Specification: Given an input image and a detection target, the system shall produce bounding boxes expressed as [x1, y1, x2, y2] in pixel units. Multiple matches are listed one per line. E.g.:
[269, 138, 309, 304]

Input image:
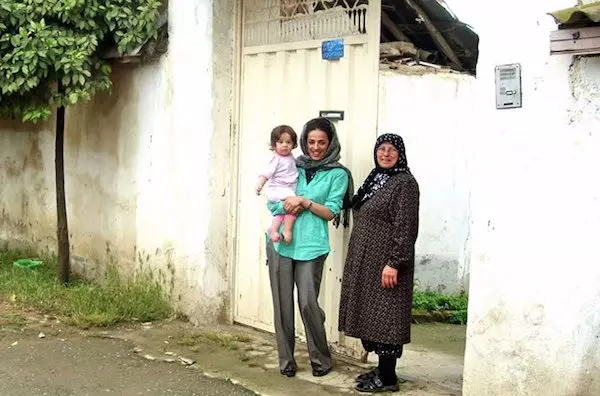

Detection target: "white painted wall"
[447, 0, 600, 394]
[0, 0, 236, 322]
[378, 68, 475, 294]
[0, 120, 56, 249]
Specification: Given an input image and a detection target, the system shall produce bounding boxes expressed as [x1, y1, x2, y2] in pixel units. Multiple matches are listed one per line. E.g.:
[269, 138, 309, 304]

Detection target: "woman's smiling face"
[376, 142, 399, 169]
[307, 129, 329, 161]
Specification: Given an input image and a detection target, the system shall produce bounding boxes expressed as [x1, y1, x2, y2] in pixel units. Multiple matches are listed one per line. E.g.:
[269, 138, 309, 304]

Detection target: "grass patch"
[203, 331, 252, 345]
[0, 249, 172, 328]
[0, 314, 26, 325]
[412, 291, 468, 325]
[178, 331, 252, 350]
[178, 335, 198, 347]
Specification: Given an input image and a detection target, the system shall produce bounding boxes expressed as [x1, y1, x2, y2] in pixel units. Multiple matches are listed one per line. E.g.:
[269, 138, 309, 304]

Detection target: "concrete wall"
[450, 0, 600, 394]
[0, 119, 56, 250]
[0, 0, 236, 323]
[378, 68, 475, 294]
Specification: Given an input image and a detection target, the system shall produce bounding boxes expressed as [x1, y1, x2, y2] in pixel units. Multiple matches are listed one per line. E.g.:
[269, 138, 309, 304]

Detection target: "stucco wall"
[0, 119, 56, 250]
[0, 0, 236, 323]
[65, 61, 170, 284]
[378, 68, 475, 294]
[452, 0, 600, 394]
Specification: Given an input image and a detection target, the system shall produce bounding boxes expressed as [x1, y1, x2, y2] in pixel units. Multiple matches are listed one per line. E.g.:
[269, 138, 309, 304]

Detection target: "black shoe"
[280, 367, 296, 377]
[355, 373, 399, 393]
[355, 367, 378, 382]
[312, 366, 332, 377]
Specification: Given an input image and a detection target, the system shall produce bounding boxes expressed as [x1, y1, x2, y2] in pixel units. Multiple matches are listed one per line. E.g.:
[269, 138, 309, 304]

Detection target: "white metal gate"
[234, 0, 381, 358]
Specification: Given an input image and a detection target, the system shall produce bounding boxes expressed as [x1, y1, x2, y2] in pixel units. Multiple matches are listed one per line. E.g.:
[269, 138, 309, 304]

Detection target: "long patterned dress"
[338, 173, 420, 353]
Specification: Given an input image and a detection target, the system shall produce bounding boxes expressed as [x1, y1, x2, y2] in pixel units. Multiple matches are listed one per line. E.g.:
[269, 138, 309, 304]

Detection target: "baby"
[256, 125, 298, 244]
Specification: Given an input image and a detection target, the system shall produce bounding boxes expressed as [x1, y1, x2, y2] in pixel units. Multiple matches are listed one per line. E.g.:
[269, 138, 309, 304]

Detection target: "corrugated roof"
[549, 2, 600, 24]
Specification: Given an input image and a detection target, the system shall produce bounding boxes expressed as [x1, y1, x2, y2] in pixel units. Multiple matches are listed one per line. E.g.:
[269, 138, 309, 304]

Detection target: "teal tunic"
[267, 168, 349, 261]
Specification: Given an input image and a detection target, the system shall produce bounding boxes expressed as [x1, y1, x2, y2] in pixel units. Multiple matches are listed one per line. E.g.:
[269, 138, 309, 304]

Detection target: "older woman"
[338, 134, 420, 393]
[266, 117, 353, 378]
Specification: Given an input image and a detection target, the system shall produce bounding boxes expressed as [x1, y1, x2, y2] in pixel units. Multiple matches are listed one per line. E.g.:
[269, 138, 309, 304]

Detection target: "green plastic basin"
[13, 259, 43, 269]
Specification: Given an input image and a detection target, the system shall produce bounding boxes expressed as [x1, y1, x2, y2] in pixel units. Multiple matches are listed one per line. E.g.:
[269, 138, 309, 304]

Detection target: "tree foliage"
[0, 0, 161, 122]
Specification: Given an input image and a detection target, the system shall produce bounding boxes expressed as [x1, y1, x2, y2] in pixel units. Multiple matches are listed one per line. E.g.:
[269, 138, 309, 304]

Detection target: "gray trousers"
[266, 242, 333, 371]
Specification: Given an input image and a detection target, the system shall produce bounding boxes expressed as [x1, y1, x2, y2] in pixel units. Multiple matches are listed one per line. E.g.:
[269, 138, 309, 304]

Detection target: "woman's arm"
[280, 197, 304, 215]
[284, 196, 334, 220]
[382, 177, 420, 288]
[283, 170, 348, 221]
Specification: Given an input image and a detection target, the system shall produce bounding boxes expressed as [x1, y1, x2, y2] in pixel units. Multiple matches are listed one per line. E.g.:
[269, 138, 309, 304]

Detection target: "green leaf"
[0, 0, 161, 119]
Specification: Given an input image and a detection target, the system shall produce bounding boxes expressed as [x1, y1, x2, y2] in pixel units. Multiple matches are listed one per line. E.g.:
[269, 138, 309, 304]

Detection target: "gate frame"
[226, 0, 382, 354]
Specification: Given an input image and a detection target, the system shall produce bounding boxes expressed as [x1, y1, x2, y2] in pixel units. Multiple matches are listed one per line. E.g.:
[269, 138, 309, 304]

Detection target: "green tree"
[0, 0, 161, 283]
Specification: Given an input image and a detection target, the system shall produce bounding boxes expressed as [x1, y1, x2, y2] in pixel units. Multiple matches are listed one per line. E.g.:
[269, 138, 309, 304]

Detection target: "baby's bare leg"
[282, 214, 296, 244]
[268, 215, 284, 242]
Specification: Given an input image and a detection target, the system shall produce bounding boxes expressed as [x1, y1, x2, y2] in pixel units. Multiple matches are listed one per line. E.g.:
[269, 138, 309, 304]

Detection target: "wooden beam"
[550, 26, 600, 55]
[381, 10, 410, 42]
[404, 0, 463, 70]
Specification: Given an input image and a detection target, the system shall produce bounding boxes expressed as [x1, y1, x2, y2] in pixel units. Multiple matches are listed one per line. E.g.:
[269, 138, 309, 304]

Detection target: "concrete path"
[0, 335, 255, 396]
[1, 307, 464, 396]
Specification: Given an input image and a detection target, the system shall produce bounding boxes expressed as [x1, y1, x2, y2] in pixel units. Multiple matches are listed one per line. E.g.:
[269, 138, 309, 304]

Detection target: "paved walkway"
[0, 334, 255, 396]
[1, 307, 464, 396]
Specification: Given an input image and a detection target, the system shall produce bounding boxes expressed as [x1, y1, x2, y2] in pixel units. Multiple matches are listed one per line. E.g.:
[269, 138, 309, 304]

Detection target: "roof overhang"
[549, 2, 600, 56]
[549, 2, 600, 24]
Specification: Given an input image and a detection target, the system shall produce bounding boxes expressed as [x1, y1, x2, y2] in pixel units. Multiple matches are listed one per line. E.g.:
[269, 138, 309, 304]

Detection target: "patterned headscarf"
[295, 117, 354, 228]
[352, 133, 410, 210]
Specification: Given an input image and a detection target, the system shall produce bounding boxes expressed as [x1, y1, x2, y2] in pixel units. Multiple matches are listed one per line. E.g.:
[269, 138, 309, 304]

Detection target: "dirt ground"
[0, 303, 464, 396]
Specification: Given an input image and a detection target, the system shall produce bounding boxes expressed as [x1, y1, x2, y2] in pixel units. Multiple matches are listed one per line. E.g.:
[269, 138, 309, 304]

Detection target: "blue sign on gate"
[321, 38, 344, 60]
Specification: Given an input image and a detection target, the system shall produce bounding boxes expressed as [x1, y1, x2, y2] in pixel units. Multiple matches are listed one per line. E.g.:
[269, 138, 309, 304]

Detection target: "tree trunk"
[55, 98, 70, 283]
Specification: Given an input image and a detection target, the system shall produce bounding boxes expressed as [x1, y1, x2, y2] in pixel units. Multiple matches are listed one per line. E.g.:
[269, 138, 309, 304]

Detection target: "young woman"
[266, 117, 353, 378]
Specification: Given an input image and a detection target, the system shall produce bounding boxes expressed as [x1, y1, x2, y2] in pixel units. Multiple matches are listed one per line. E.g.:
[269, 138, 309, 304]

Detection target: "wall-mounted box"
[495, 63, 522, 110]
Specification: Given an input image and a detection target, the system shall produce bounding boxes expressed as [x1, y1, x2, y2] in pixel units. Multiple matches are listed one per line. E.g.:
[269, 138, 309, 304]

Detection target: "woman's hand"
[283, 196, 307, 214]
[381, 265, 398, 288]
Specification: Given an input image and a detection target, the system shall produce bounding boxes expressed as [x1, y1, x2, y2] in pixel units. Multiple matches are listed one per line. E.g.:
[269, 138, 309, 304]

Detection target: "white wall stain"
[378, 69, 475, 294]
[461, 0, 600, 394]
[0, 119, 56, 250]
[0, 0, 236, 324]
